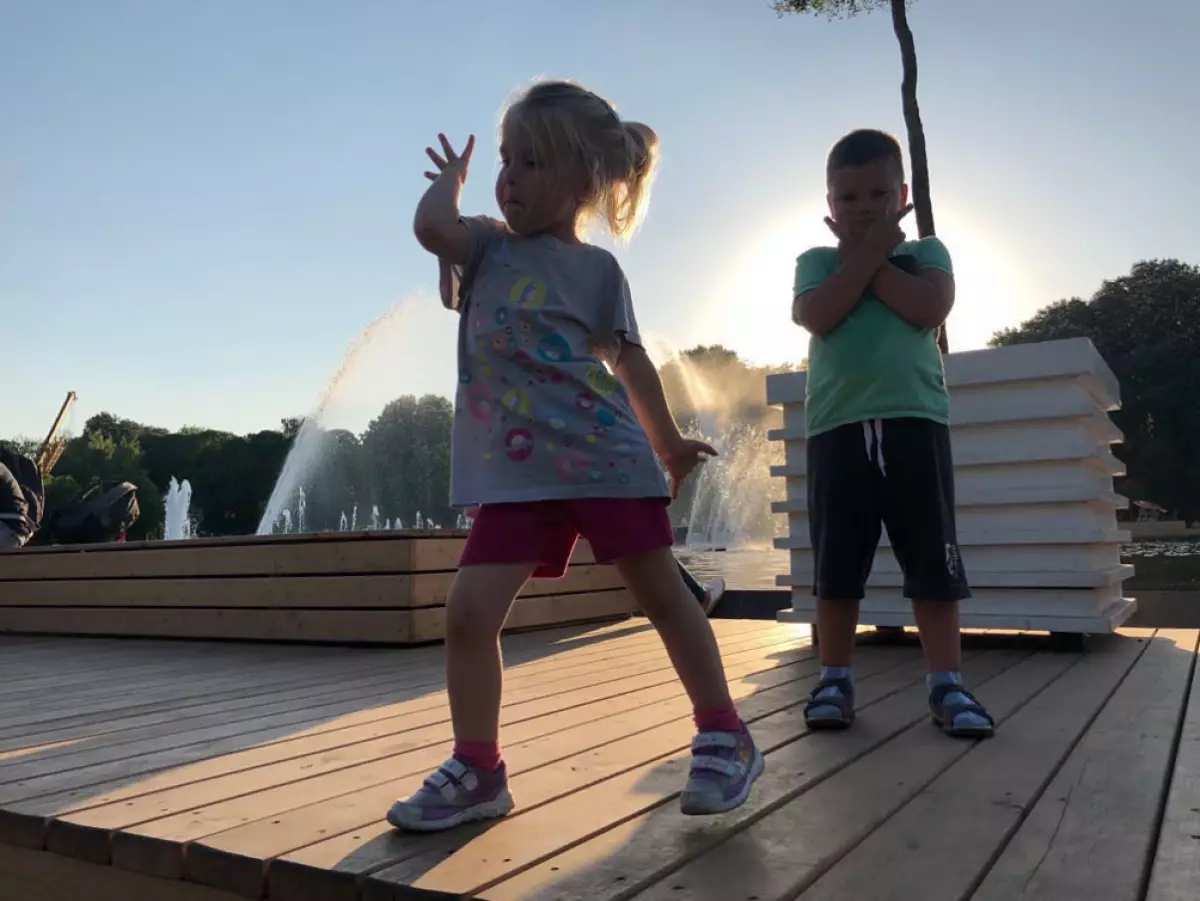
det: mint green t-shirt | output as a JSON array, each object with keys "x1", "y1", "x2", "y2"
[{"x1": 794, "y1": 237, "x2": 953, "y2": 437}]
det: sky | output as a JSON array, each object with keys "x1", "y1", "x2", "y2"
[{"x1": 3, "y1": 0, "x2": 1198, "y2": 440}]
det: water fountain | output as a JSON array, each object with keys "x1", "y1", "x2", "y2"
[
  {"x1": 652, "y1": 344, "x2": 783, "y2": 551},
  {"x1": 684, "y1": 420, "x2": 777, "y2": 550},
  {"x1": 163, "y1": 477, "x2": 193, "y2": 541},
  {"x1": 257, "y1": 300, "x2": 416, "y2": 536}
]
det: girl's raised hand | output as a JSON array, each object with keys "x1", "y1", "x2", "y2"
[{"x1": 424, "y1": 133, "x2": 475, "y2": 183}]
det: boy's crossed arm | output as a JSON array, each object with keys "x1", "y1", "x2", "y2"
[
  {"x1": 793, "y1": 207, "x2": 954, "y2": 336},
  {"x1": 871, "y1": 257, "x2": 955, "y2": 329},
  {"x1": 793, "y1": 249, "x2": 883, "y2": 337}
]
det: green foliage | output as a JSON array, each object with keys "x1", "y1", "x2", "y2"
[
  {"x1": 992, "y1": 259, "x2": 1200, "y2": 524},
  {"x1": 774, "y1": 0, "x2": 905, "y2": 20},
  {"x1": 42, "y1": 474, "x2": 82, "y2": 514},
  {"x1": 0, "y1": 437, "x2": 42, "y2": 460}
]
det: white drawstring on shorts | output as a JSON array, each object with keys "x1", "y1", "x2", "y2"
[{"x1": 862, "y1": 419, "x2": 887, "y2": 475}]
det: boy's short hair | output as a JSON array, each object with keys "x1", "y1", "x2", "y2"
[{"x1": 826, "y1": 129, "x2": 905, "y2": 181}]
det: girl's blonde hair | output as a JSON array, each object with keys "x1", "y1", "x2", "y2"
[{"x1": 501, "y1": 79, "x2": 659, "y2": 239}]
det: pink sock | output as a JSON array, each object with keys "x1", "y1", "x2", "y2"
[
  {"x1": 453, "y1": 739, "x2": 503, "y2": 772},
  {"x1": 693, "y1": 704, "x2": 743, "y2": 734}
]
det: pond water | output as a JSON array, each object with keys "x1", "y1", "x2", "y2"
[{"x1": 674, "y1": 540, "x2": 1200, "y2": 591}]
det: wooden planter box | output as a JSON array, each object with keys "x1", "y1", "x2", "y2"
[{"x1": 0, "y1": 531, "x2": 635, "y2": 644}]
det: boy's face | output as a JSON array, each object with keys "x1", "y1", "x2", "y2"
[{"x1": 826, "y1": 159, "x2": 909, "y2": 245}]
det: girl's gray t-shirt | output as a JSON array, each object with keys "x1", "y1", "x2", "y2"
[{"x1": 444, "y1": 216, "x2": 670, "y2": 508}]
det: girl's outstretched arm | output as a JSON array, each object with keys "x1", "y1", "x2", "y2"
[
  {"x1": 614, "y1": 341, "x2": 683, "y2": 454},
  {"x1": 614, "y1": 340, "x2": 716, "y2": 496}
]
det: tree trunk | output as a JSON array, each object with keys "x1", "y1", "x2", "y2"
[{"x1": 889, "y1": 0, "x2": 948, "y2": 353}]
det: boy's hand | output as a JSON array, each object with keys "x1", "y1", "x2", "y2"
[
  {"x1": 823, "y1": 215, "x2": 856, "y2": 253},
  {"x1": 825, "y1": 204, "x2": 913, "y2": 263},
  {"x1": 424, "y1": 133, "x2": 475, "y2": 184},
  {"x1": 861, "y1": 204, "x2": 913, "y2": 262},
  {"x1": 661, "y1": 437, "x2": 718, "y2": 498}
]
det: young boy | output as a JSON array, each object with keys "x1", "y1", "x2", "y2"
[{"x1": 791, "y1": 129, "x2": 993, "y2": 738}]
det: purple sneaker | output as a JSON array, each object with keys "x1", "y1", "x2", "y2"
[
  {"x1": 386, "y1": 757, "x2": 514, "y2": 832},
  {"x1": 679, "y1": 726, "x2": 765, "y2": 815}
]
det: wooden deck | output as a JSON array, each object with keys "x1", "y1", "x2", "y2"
[{"x1": 0, "y1": 620, "x2": 1196, "y2": 901}]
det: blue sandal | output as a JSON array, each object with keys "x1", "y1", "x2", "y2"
[
  {"x1": 929, "y1": 684, "x2": 995, "y2": 738},
  {"x1": 805, "y1": 676, "x2": 856, "y2": 730}
]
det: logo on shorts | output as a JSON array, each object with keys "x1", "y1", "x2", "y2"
[{"x1": 944, "y1": 543, "x2": 962, "y2": 577}]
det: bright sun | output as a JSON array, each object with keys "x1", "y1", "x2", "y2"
[{"x1": 698, "y1": 200, "x2": 1032, "y2": 367}]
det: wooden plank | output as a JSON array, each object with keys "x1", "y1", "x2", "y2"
[
  {"x1": 0, "y1": 639, "x2": 399, "y2": 704},
  {"x1": 0, "y1": 620, "x2": 724, "y2": 755},
  {"x1": 768, "y1": 631, "x2": 1156, "y2": 901},
  {"x1": 0, "y1": 615, "x2": 655, "y2": 685},
  {"x1": 31, "y1": 633, "x2": 801, "y2": 870},
  {"x1": 472, "y1": 647, "x2": 1053, "y2": 901},
  {"x1": 0, "y1": 627, "x2": 780, "y2": 796},
  {"x1": 0, "y1": 642, "x2": 369, "y2": 697},
  {"x1": 1147, "y1": 629, "x2": 1200, "y2": 901},
  {"x1": 93, "y1": 637, "x2": 808, "y2": 881},
  {"x1": 0, "y1": 590, "x2": 634, "y2": 645},
  {"x1": 0, "y1": 638, "x2": 720, "y2": 849},
  {"x1": 188, "y1": 633, "x2": 839, "y2": 898},
  {"x1": 0, "y1": 535, "x2": 597, "y2": 579},
  {"x1": 0, "y1": 622, "x2": 773, "y2": 826},
  {"x1": 972, "y1": 630, "x2": 1200, "y2": 901},
  {"x1": 0, "y1": 606, "x2": 419, "y2": 643},
  {"x1": 0, "y1": 651, "x2": 412, "y2": 735},
  {"x1": 0, "y1": 620, "x2": 735, "y2": 793},
  {"x1": 0, "y1": 534, "x2": 461, "y2": 579},
  {"x1": 262, "y1": 641, "x2": 912, "y2": 901},
  {"x1": 0, "y1": 564, "x2": 623, "y2": 609},
  {"x1": 362, "y1": 648, "x2": 1039, "y2": 901},
  {"x1": 0, "y1": 624, "x2": 718, "y2": 774},
  {"x1": 0, "y1": 842, "x2": 249, "y2": 901}
]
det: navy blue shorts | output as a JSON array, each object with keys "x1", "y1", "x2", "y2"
[{"x1": 807, "y1": 417, "x2": 970, "y2": 602}]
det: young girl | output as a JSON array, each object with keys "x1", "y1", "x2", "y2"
[{"x1": 387, "y1": 80, "x2": 764, "y2": 832}]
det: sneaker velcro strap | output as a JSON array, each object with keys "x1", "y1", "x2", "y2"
[
  {"x1": 692, "y1": 731, "x2": 739, "y2": 751},
  {"x1": 690, "y1": 754, "x2": 746, "y2": 777},
  {"x1": 425, "y1": 757, "x2": 470, "y2": 791}
]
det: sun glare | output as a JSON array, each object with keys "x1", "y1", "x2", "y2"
[{"x1": 700, "y1": 201, "x2": 1032, "y2": 365}]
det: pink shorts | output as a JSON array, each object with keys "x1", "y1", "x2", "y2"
[{"x1": 459, "y1": 498, "x2": 674, "y2": 578}]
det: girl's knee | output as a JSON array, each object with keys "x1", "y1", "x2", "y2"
[
  {"x1": 445, "y1": 581, "x2": 512, "y2": 644},
  {"x1": 447, "y1": 607, "x2": 502, "y2": 645}
]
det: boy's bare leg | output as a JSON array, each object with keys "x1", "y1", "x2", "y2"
[
  {"x1": 816, "y1": 597, "x2": 861, "y2": 667},
  {"x1": 912, "y1": 598, "x2": 962, "y2": 671}
]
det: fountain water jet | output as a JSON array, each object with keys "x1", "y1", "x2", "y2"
[
  {"x1": 645, "y1": 338, "x2": 784, "y2": 549},
  {"x1": 163, "y1": 477, "x2": 193, "y2": 541},
  {"x1": 257, "y1": 298, "x2": 419, "y2": 535}
]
